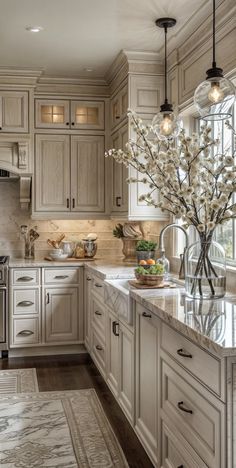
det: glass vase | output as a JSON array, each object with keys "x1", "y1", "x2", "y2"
[{"x1": 185, "y1": 239, "x2": 226, "y2": 299}]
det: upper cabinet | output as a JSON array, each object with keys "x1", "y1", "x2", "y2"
[
  {"x1": 0, "y1": 91, "x2": 28, "y2": 133},
  {"x1": 110, "y1": 84, "x2": 128, "y2": 130},
  {"x1": 111, "y1": 126, "x2": 128, "y2": 215},
  {"x1": 35, "y1": 99, "x2": 104, "y2": 130}
]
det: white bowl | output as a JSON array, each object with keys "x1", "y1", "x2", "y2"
[{"x1": 50, "y1": 251, "x2": 68, "y2": 261}]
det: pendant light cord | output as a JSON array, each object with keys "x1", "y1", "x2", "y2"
[
  {"x1": 212, "y1": 0, "x2": 216, "y2": 68},
  {"x1": 164, "y1": 25, "x2": 167, "y2": 104}
]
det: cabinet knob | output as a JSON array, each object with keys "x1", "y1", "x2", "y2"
[
  {"x1": 71, "y1": 122, "x2": 75, "y2": 126},
  {"x1": 177, "y1": 466, "x2": 184, "y2": 468},
  {"x1": 177, "y1": 401, "x2": 193, "y2": 414},
  {"x1": 115, "y1": 115, "x2": 120, "y2": 120},
  {"x1": 17, "y1": 329, "x2": 34, "y2": 337},
  {"x1": 0, "y1": 127, "x2": 2, "y2": 130},
  {"x1": 142, "y1": 311, "x2": 152, "y2": 318},
  {"x1": 66, "y1": 122, "x2": 69, "y2": 125},
  {"x1": 116, "y1": 196, "x2": 122, "y2": 207},
  {"x1": 177, "y1": 348, "x2": 192, "y2": 359}
]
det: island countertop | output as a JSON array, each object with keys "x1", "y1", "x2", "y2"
[{"x1": 131, "y1": 287, "x2": 236, "y2": 357}]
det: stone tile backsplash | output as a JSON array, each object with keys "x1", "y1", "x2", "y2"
[{"x1": 0, "y1": 180, "x2": 167, "y2": 259}]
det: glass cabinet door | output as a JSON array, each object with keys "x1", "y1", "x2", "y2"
[
  {"x1": 70, "y1": 100, "x2": 104, "y2": 130},
  {"x1": 35, "y1": 99, "x2": 70, "y2": 128}
]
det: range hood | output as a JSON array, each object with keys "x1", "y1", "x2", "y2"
[{"x1": 0, "y1": 136, "x2": 32, "y2": 210}]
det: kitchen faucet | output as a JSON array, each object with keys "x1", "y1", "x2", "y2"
[{"x1": 157, "y1": 223, "x2": 189, "y2": 279}]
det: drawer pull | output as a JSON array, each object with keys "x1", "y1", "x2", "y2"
[
  {"x1": 95, "y1": 310, "x2": 102, "y2": 316},
  {"x1": 17, "y1": 276, "x2": 34, "y2": 282},
  {"x1": 17, "y1": 301, "x2": 34, "y2": 307},
  {"x1": 87, "y1": 277, "x2": 92, "y2": 281},
  {"x1": 54, "y1": 275, "x2": 69, "y2": 279},
  {"x1": 46, "y1": 293, "x2": 50, "y2": 304},
  {"x1": 177, "y1": 466, "x2": 183, "y2": 468},
  {"x1": 112, "y1": 321, "x2": 119, "y2": 336},
  {"x1": 142, "y1": 311, "x2": 152, "y2": 318},
  {"x1": 95, "y1": 283, "x2": 103, "y2": 288},
  {"x1": 177, "y1": 348, "x2": 193, "y2": 358},
  {"x1": 116, "y1": 196, "x2": 122, "y2": 207},
  {"x1": 95, "y1": 345, "x2": 103, "y2": 351},
  {"x1": 17, "y1": 329, "x2": 34, "y2": 337},
  {"x1": 177, "y1": 401, "x2": 193, "y2": 414}
]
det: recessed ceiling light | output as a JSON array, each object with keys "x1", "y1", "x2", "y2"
[
  {"x1": 84, "y1": 67, "x2": 93, "y2": 72},
  {"x1": 25, "y1": 26, "x2": 43, "y2": 33}
]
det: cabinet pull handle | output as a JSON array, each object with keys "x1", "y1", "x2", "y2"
[
  {"x1": 95, "y1": 310, "x2": 102, "y2": 316},
  {"x1": 72, "y1": 198, "x2": 75, "y2": 208},
  {"x1": 116, "y1": 196, "x2": 122, "y2": 207},
  {"x1": 177, "y1": 401, "x2": 193, "y2": 414},
  {"x1": 112, "y1": 321, "x2": 119, "y2": 336},
  {"x1": 46, "y1": 293, "x2": 50, "y2": 304},
  {"x1": 95, "y1": 283, "x2": 103, "y2": 288},
  {"x1": 87, "y1": 277, "x2": 92, "y2": 281},
  {"x1": 54, "y1": 275, "x2": 69, "y2": 279},
  {"x1": 115, "y1": 115, "x2": 120, "y2": 120},
  {"x1": 66, "y1": 198, "x2": 70, "y2": 209},
  {"x1": 142, "y1": 311, "x2": 152, "y2": 318},
  {"x1": 177, "y1": 348, "x2": 192, "y2": 359},
  {"x1": 17, "y1": 301, "x2": 34, "y2": 307},
  {"x1": 95, "y1": 345, "x2": 103, "y2": 351},
  {"x1": 17, "y1": 329, "x2": 34, "y2": 337},
  {"x1": 17, "y1": 276, "x2": 34, "y2": 282}
]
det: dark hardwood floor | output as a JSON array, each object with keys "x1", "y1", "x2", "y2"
[{"x1": 0, "y1": 353, "x2": 153, "y2": 468}]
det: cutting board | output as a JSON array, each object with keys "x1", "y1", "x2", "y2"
[
  {"x1": 128, "y1": 280, "x2": 176, "y2": 289},
  {"x1": 44, "y1": 256, "x2": 97, "y2": 262}
]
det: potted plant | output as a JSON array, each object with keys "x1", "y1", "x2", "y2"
[
  {"x1": 136, "y1": 240, "x2": 157, "y2": 264},
  {"x1": 113, "y1": 223, "x2": 144, "y2": 263}
]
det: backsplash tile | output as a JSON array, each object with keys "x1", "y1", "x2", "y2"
[{"x1": 0, "y1": 181, "x2": 167, "y2": 259}]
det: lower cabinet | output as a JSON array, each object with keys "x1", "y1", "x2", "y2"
[
  {"x1": 135, "y1": 303, "x2": 160, "y2": 467},
  {"x1": 44, "y1": 287, "x2": 78, "y2": 343}
]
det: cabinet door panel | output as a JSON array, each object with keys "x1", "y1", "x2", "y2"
[
  {"x1": 35, "y1": 99, "x2": 70, "y2": 129},
  {"x1": 0, "y1": 91, "x2": 28, "y2": 133},
  {"x1": 111, "y1": 127, "x2": 128, "y2": 213},
  {"x1": 45, "y1": 287, "x2": 78, "y2": 343},
  {"x1": 71, "y1": 100, "x2": 104, "y2": 130},
  {"x1": 71, "y1": 135, "x2": 105, "y2": 212},
  {"x1": 35, "y1": 134, "x2": 70, "y2": 212},
  {"x1": 107, "y1": 311, "x2": 119, "y2": 397},
  {"x1": 119, "y1": 322, "x2": 134, "y2": 424}
]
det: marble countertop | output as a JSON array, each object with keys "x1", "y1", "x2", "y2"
[
  {"x1": 131, "y1": 288, "x2": 236, "y2": 357},
  {"x1": 9, "y1": 258, "x2": 85, "y2": 267}
]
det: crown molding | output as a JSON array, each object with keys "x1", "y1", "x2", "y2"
[{"x1": 0, "y1": 67, "x2": 43, "y2": 86}]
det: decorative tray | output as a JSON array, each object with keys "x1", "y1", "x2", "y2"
[
  {"x1": 128, "y1": 280, "x2": 176, "y2": 289},
  {"x1": 44, "y1": 256, "x2": 97, "y2": 262}
]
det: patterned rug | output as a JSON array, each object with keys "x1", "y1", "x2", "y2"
[
  {"x1": 0, "y1": 368, "x2": 38, "y2": 394},
  {"x1": 0, "y1": 389, "x2": 129, "y2": 467}
]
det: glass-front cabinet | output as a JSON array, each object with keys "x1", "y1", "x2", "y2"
[{"x1": 35, "y1": 99, "x2": 104, "y2": 130}]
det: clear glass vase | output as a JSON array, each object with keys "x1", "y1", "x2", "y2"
[{"x1": 185, "y1": 239, "x2": 226, "y2": 299}]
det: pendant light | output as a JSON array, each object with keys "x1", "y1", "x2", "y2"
[
  {"x1": 194, "y1": 0, "x2": 235, "y2": 121},
  {"x1": 152, "y1": 18, "x2": 180, "y2": 140}
]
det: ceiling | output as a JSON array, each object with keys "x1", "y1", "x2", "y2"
[{"x1": 0, "y1": 0, "x2": 212, "y2": 78}]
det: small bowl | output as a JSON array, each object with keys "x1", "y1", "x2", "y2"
[
  {"x1": 139, "y1": 274, "x2": 164, "y2": 287},
  {"x1": 50, "y1": 250, "x2": 68, "y2": 261}
]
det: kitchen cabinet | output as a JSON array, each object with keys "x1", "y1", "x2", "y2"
[
  {"x1": 110, "y1": 84, "x2": 128, "y2": 130},
  {"x1": 118, "y1": 320, "x2": 134, "y2": 423},
  {"x1": 135, "y1": 302, "x2": 160, "y2": 466},
  {"x1": 0, "y1": 90, "x2": 28, "y2": 133},
  {"x1": 44, "y1": 287, "x2": 78, "y2": 343},
  {"x1": 111, "y1": 126, "x2": 128, "y2": 215},
  {"x1": 34, "y1": 134, "x2": 105, "y2": 215},
  {"x1": 35, "y1": 98, "x2": 104, "y2": 130}
]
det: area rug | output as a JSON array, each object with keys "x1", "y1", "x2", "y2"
[
  {"x1": 0, "y1": 388, "x2": 129, "y2": 467},
  {"x1": 0, "y1": 368, "x2": 38, "y2": 394}
]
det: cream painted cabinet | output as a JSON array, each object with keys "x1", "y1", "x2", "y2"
[
  {"x1": 135, "y1": 303, "x2": 160, "y2": 467},
  {"x1": 107, "y1": 309, "x2": 119, "y2": 397},
  {"x1": 45, "y1": 287, "x2": 78, "y2": 343},
  {"x1": 71, "y1": 135, "x2": 105, "y2": 212},
  {"x1": 111, "y1": 126, "x2": 128, "y2": 215},
  {"x1": 110, "y1": 84, "x2": 128, "y2": 130},
  {"x1": 0, "y1": 91, "x2": 28, "y2": 133},
  {"x1": 118, "y1": 320, "x2": 134, "y2": 424},
  {"x1": 35, "y1": 99, "x2": 104, "y2": 130},
  {"x1": 35, "y1": 134, "x2": 70, "y2": 212}
]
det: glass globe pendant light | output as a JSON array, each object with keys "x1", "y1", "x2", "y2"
[
  {"x1": 194, "y1": 0, "x2": 235, "y2": 121},
  {"x1": 152, "y1": 18, "x2": 180, "y2": 140}
]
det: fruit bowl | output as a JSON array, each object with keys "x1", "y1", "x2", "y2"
[
  {"x1": 135, "y1": 263, "x2": 165, "y2": 285},
  {"x1": 138, "y1": 274, "x2": 164, "y2": 286}
]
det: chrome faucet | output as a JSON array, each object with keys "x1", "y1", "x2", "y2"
[{"x1": 157, "y1": 223, "x2": 189, "y2": 279}]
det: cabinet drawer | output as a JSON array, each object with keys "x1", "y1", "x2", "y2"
[
  {"x1": 162, "y1": 421, "x2": 207, "y2": 468},
  {"x1": 91, "y1": 276, "x2": 104, "y2": 300},
  {"x1": 13, "y1": 288, "x2": 39, "y2": 315},
  {"x1": 12, "y1": 318, "x2": 39, "y2": 345},
  {"x1": 12, "y1": 269, "x2": 40, "y2": 286},
  {"x1": 91, "y1": 329, "x2": 106, "y2": 376},
  {"x1": 44, "y1": 268, "x2": 79, "y2": 285},
  {"x1": 161, "y1": 322, "x2": 222, "y2": 397},
  {"x1": 91, "y1": 296, "x2": 105, "y2": 339},
  {"x1": 161, "y1": 358, "x2": 223, "y2": 468}
]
